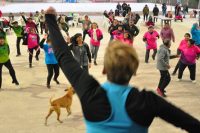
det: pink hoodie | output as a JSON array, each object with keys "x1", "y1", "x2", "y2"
[
  {"x1": 143, "y1": 31, "x2": 159, "y2": 50},
  {"x1": 112, "y1": 30, "x2": 124, "y2": 41},
  {"x1": 178, "y1": 39, "x2": 188, "y2": 49},
  {"x1": 179, "y1": 44, "x2": 200, "y2": 64},
  {"x1": 88, "y1": 28, "x2": 103, "y2": 47},
  {"x1": 27, "y1": 33, "x2": 39, "y2": 49}
]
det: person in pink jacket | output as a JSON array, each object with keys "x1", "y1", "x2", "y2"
[
  {"x1": 172, "y1": 33, "x2": 191, "y2": 75},
  {"x1": 112, "y1": 25, "x2": 124, "y2": 41},
  {"x1": 118, "y1": 31, "x2": 133, "y2": 47},
  {"x1": 177, "y1": 39, "x2": 200, "y2": 83},
  {"x1": 88, "y1": 22, "x2": 103, "y2": 65},
  {"x1": 24, "y1": 27, "x2": 40, "y2": 68},
  {"x1": 143, "y1": 25, "x2": 159, "y2": 63},
  {"x1": 160, "y1": 23, "x2": 175, "y2": 43}
]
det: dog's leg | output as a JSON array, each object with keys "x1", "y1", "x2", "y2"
[
  {"x1": 66, "y1": 107, "x2": 71, "y2": 116},
  {"x1": 45, "y1": 108, "x2": 54, "y2": 125},
  {"x1": 55, "y1": 107, "x2": 63, "y2": 123}
]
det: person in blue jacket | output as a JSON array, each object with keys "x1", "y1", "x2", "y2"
[
  {"x1": 39, "y1": 34, "x2": 60, "y2": 88},
  {"x1": 191, "y1": 23, "x2": 200, "y2": 47}
]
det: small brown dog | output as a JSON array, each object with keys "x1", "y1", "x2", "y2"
[{"x1": 45, "y1": 86, "x2": 75, "y2": 125}]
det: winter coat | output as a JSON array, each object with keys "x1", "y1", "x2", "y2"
[
  {"x1": 143, "y1": 31, "x2": 159, "y2": 50},
  {"x1": 157, "y1": 44, "x2": 170, "y2": 70},
  {"x1": 88, "y1": 28, "x2": 103, "y2": 47}
]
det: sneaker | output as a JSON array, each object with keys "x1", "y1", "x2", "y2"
[
  {"x1": 35, "y1": 56, "x2": 39, "y2": 61},
  {"x1": 192, "y1": 80, "x2": 196, "y2": 83},
  {"x1": 12, "y1": 80, "x2": 19, "y2": 86},
  {"x1": 176, "y1": 79, "x2": 181, "y2": 82},
  {"x1": 47, "y1": 84, "x2": 51, "y2": 89},
  {"x1": 152, "y1": 55, "x2": 155, "y2": 60},
  {"x1": 157, "y1": 88, "x2": 166, "y2": 97},
  {"x1": 94, "y1": 61, "x2": 98, "y2": 66},
  {"x1": 54, "y1": 79, "x2": 60, "y2": 84},
  {"x1": 16, "y1": 54, "x2": 21, "y2": 57},
  {"x1": 171, "y1": 72, "x2": 176, "y2": 76},
  {"x1": 29, "y1": 64, "x2": 32, "y2": 68}
]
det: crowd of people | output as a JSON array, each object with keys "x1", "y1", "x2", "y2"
[{"x1": 0, "y1": 0, "x2": 200, "y2": 131}]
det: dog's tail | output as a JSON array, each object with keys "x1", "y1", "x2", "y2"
[{"x1": 49, "y1": 94, "x2": 55, "y2": 105}]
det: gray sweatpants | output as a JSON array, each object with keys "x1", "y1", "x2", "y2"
[{"x1": 90, "y1": 44, "x2": 99, "y2": 62}]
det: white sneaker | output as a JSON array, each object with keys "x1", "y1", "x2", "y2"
[
  {"x1": 192, "y1": 80, "x2": 196, "y2": 84},
  {"x1": 176, "y1": 79, "x2": 181, "y2": 82}
]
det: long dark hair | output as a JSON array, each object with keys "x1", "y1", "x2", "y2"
[{"x1": 70, "y1": 33, "x2": 82, "y2": 45}]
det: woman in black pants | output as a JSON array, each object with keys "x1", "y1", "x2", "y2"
[
  {"x1": 172, "y1": 33, "x2": 191, "y2": 75},
  {"x1": 177, "y1": 39, "x2": 200, "y2": 83}
]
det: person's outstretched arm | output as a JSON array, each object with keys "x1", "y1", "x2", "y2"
[
  {"x1": 45, "y1": 8, "x2": 100, "y2": 98},
  {"x1": 126, "y1": 89, "x2": 200, "y2": 133}
]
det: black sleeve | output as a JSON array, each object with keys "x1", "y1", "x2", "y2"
[
  {"x1": 143, "y1": 37, "x2": 147, "y2": 41},
  {"x1": 126, "y1": 89, "x2": 200, "y2": 132},
  {"x1": 22, "y1": 15, "x2": 27, "y2": 23},
  {"x1": 7, "y1": 45, "x2": 10, "y2": 55},
  {"x1": 170, "y1": 55, "x2": 178, "y2": 59},
  {"x1": 133, "y1": 26, "x2": 139, "y2": 36},
  {"x1": 37, "y1": 34, "x2": 40, "y2": 45},
  {"x1": 45, "y1": 14, "x2": 100, "y2": 99},
  {"x1": 35, "y1": 24, "x2": 39, "y2": 33},
  {"x1": 85, "y1": 44, "x2": 91, "y2": 63},
  {"x1": 39, "y1": 38, "x2": 45, "y2": 48}
]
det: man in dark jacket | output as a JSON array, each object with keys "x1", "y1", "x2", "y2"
[
  {"x1": 116, "y1": 2, "x2": 122, "y2": 11},
  {"x1": 153, "y1": 4, "x2": 159, "y2": 22}
]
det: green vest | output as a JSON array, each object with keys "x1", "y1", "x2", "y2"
[
  {"x1": 0, "y1": 44, "x2": 9, "y2": 63},
  {"x1": 13, "y1": 26, "x2": 23, "y2": 37},
  {"x1": 0, "y1": 31, "x2": 8, "y2": 44}
]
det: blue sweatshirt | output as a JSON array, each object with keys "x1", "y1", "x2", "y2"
[
  {"x1": 43, "y1": 43, "x2": 58, "y2": 64},
  {"x1": 191, "y1": 24, "x2": 200, "y2": 45}
]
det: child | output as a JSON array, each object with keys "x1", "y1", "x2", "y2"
[
  {"x1": 145, "y1": 16, "x2": 154, "y2": 26},
  {"x1": 69, "y1": 33, "x2": 91, "y2": 72},
  {"x1": 9, "y1": 21, "x2": 24, "y2": 56},
  {"x1": 177, "y1": 39, "x2": 200, "y2": 83},
  {"x1": 39, "y1": 34, "x2": 60, "y2": 88},
  {"x1": 0, "y1": 36, "x2": 19, "y2": 89},
  {"x1": 88, "y1": 22, "x2": 103, "y2": 65},
  {"x1": 108, "y1": 19, "x2": 119, "y2": 41},
  {"x1": 24, "y1": 27, "x2": 40, "y2": 68},
  {"x1": 157, "y1": 39, "x2": 178, "y2": 97},
  {"x1": 45, "y1": 8, "x2": 200, "y2": 132},
  {"x1": 122, "y1": 31, "x2": 133, "y2": 46},
  {"x1": 143, "y1": 25, "x2": 159, "y2": 63},
  {"x1": 112, "y1": 25, "x2": 124, "y2": 41}
]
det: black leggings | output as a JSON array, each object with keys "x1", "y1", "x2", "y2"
[
  {"x1": 16, "y1": 37, "x2": 23, "y2": 55},
  {"x1": 83, "y1": 30, "x2": 89, "y2": 41},
  {"x1": 178, "y1": 62, "x2": 196, "y2": 80},
  {"x1": 28, "y1": 46, "x2": 40, "y2": 64},
  {"x1": 145, "y1": 49, "x2": 157, "y2": 63},
  {"x1": 158, "y1": 70, "x2": 171, "y2": 92},
  {"x1": 46, "y1": 64, "x2": 59, "y2": 85},
  {"x1": 173, "y1": 60, "x2": 180, "y2": 74},
  {"x1": 0, "y1": 60, "x2": 18, "y2": 88},
  {"x1": 144, "y1": 14, "x2": 149, "y2": 21}
]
